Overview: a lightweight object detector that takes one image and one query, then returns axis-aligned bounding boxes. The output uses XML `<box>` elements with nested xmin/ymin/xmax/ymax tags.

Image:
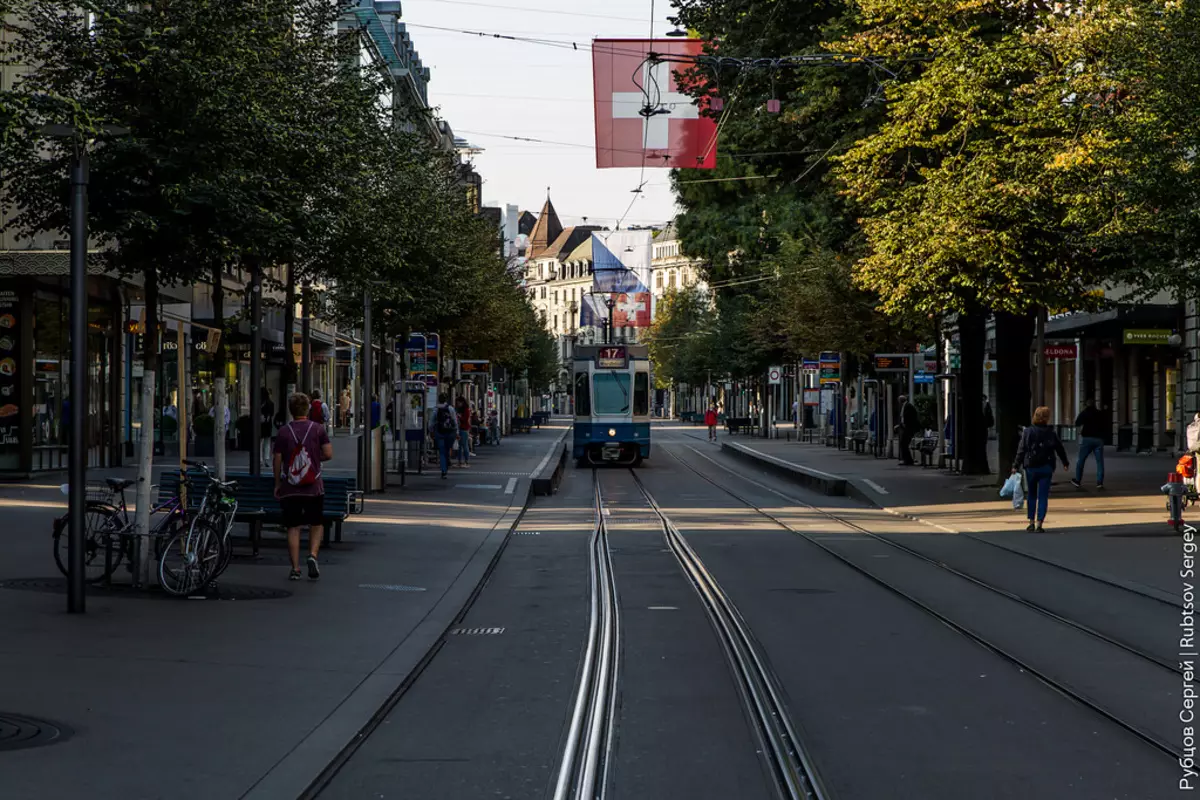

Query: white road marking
<box><xmin>647</xmin><ymin>606</ymin><xmax>678</xmax><ymax>610</ymax></box>
<box><xmin>504</xmin><ymin>477</ymin><xmax>517</xmax><ymax>494</ymax></box>
<box><xmin>458</xmin><ymin>484</ymin><xmax>503</xmax><ymax>490</ymax></box>
<box><xmin>863</xmin><ymin>479</ymin><xmax>889</xmax><ymax>495</ymax></box>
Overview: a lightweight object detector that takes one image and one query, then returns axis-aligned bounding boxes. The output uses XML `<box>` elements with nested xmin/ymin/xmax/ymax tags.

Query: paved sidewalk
<box><xmin>0</xmin><ymin>423</ymin><xmax>569</xmax><ymax>800</ymax></box>
<box><xmin>666</xmin><ymin>423</ymin><xmax>1185</xmax><ymax>602</ymax></box>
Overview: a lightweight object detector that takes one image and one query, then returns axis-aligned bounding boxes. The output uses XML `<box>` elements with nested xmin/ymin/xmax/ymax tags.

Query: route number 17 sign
<box><xmin>597</xmin><ymin>346</ymin><xmax>628</xmax><ymax>369</ymax></box>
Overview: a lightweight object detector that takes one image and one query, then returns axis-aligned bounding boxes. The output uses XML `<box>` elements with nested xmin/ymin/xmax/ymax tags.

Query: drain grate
<box><xmin>450</xmin><ymin>626</ymin><xmax>504</xmax><ymax>636</ymax></box>
<box><xmin>0</xmin><ymin>713</ymin><xmax>70</xmax><ymax>751</ymax></box>
<box><xmin>358</xmin><ymin>583</ymin><xmax>427</xmax><ymax>592</ymax></box>
<box><xmin>0</xmin><ymin>578</ymin><xmax>291</xmax><ymax>601</ymax></box>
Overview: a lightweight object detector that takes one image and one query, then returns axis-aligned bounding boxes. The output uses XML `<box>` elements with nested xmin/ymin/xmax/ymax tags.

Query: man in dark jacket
<box><xmin>1071</xmin><ymin>397</ymin><xmax>1106</xmax><ymax>489</ymax></box>
<box><xmin>898</xmin><ymin>394</ymin><xmax>920</xmax><ymax>466</ymax></box>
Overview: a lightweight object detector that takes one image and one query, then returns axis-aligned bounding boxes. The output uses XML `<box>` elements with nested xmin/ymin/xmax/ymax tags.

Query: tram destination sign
<box><xmin>597</xmin><ymin>345</ymin><xmax>628</xmax><ymax>369</ymax></box>
<box><xmin>873</xmin><ymin>354</ymin><xmax>912</xmax><ymax>372</ymax></box>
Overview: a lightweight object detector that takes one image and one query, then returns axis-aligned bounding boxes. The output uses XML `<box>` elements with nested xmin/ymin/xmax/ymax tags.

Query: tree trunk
<box><xmin>212</xmin><ymin>264</ymin><xmax>227</xmax><ymax>480</ymax></box>
<box><xmin>135</xmin><ymin>267</ymin><xmax>159</xmax><ymax>586</ymax></box>
<box><xmin>994</xmin><ymin>310</ymin><xmax>1036</xmax><ymax>483</ymax></box>
<box><xmin>283</xmin><ymin>265</ymin><xmax>296</xmax><ymax>416</ymax></box>
<box><xmin>958</xmin><ymin>306</ymin><xmax>989</xmax><ymax>475</ymax></box>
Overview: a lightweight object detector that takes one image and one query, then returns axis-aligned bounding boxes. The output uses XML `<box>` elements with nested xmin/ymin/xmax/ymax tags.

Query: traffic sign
<box><xmin>818</xmin><ymin>352</ymin><xmax>841</xmax><ymax>385</ymax></box>
<box><xmin>914</xmin><ymin>371</ymin><xmax>935</xmax><ymax>385</ymax></box>
<box><xmin>768</xmin><ymin>366</ymin><xmax>782</xmax><ymax>385</ymax></box>
<box><xmin>801</xmin><ymin>358</ymin><xmax>819</xmax><ymax>370</ymax></box>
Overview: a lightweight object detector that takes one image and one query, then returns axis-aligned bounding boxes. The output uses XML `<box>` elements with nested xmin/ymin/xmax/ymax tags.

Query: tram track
<box><xmin>624</xmin><ymin>469</ymin><xmax>831</xmax><ymax>800</ymax></box>
<box><xmin>553</xmin><ymin>473</ymin><xmax>620</xmax><ymax>800</ymax></box>
<box><xmin>668</xmin><ymin>442</ymin><xmax>1183</xmax><ymax>762</ymax></box>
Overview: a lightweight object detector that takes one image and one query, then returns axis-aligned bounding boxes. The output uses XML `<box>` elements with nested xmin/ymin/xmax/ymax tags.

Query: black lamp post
<box><xmin>40</xmin><ymin>123</ymin><xmax>126</xmax><ymax>614</ymax></box>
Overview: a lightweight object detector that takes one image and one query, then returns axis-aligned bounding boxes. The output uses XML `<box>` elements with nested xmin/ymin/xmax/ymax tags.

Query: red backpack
<box><xmin>284</xmin><ymin>422</ymin><xmax>319</xmax><ymax>487</ymax></box>
<box><xmin>308</xmin><ymin>399</ymin><xmax>325</xmax><ymax>424</ymax></box>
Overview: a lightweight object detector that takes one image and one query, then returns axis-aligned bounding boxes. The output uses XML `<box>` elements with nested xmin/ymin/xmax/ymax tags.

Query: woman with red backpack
<box><xmin>273</xmin><ymin>393</ymin><xmax>333</xmax><ymax>581</ymax></box>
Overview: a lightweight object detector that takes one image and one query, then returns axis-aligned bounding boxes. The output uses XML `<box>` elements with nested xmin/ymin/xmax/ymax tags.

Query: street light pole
<box><xmin>362</xmin><ymin>290</ymin><xmax>373</xmax><ymax>494</ymax></box>
<box><xmin>249</xmin><ymin>263</ymin><xmax>263</xmax><ymax>476</ymax></box>
<box><xmin>67</xmin><ymin>148</ymin><xmax>89</xmax><ymax>614</ymax></box>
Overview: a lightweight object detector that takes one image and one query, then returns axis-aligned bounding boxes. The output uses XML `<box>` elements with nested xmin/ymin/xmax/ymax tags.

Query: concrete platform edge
<box><xmin>724</xmin><ymin>441</ymin><xmax>1183</xmax><ymax>606</ymax></box>
<box><xmin>720</xmin><ymin>440</ymin><xmax>847</xmax><ymax>496</ymax></box>
<box><xmin>240</xmin><ymin>476</ymin><xmax>534</xmax><ymax>800</ymax></box>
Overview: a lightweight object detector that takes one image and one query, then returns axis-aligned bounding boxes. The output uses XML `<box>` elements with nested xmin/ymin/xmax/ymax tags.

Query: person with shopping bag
<box><xmin>1012</xmin><ymin>406</ymin><xmax>1070</xmax><ymax>533</ymax></box>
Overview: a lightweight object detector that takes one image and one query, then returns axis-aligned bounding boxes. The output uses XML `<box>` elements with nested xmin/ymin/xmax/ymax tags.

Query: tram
<box><xmin>572</xmin><ymin>344</ymin><xmax>652</xmax><ymax>466</ymax></box>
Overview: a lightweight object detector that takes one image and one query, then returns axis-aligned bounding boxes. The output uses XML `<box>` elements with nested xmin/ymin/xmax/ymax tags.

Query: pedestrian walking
<box><xmin>1013</xmin><ymin>406</ymin><xmax>1070</xmax><ymax>533</ymax></box>
<box><xmin>259</xmin><ymin>388</ymin><xmax>275</xmax><ymax>467</ymax></box>
<box><xmin>429</xmin><ymin>393</ymin><xmax>459</xmax><ymax>478</ymax></box>
<box><xmin>1071</xmin><ymin>396</ymin><xmax>1106</xmax><ymax>489</ymax></box>
<box><xmin>455</xmin><ymin>396</ymin><xmax>471</xmax><ymax>467</ymax></box>
<box><xmin>339</xmin><ymin>387</ymin><xmax>352</xmax><ymax>431</ymax></box>
<box><xmin>370</xmin><ymin>393</ymin><xmax>381</xmax><ymax>430</ymax></box>
<box><xmin>898</xmin><ymin>394</ymin><xmax>920</xmax><ymax>466</ymax></box>
<box><xmin>705</xmin><ymin>404</ymin><xmax>719</xmax><ymax>442</ymax></box>
<box><xmin>272</xmin><ymin>393</ymin><xmax>332</xmax><ymax>581</ymax></box>
<box><xmin>982</xmin><ymin>395</ymin><xmax>995</xmax><ymax>436</ymax></box>
<box><xmin>308</xmin><ymin>389</ymin><xmax>328</xmax><ymax>428</ymax></box>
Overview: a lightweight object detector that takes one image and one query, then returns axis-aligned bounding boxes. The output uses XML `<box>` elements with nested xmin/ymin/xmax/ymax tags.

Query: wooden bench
<box><xmin>726</xmin><ymin>417</ymin><xmax>753</xmax><ymax>435</ymax></box>
<box><xmin>531</xmin><ymin>412</ymin><xmax>550</xmax><ymax>427</ymax></box>
<box><xmin>680</xmin><ymin>411</ymin><xmax>696</xmax><ymax>423</ymax></box>
<box><xmin>511</xmin><ymin>416</ymin><xmax>534</xmax><ymax>433</ymax></box>
<box><xmin>158</xmin><ymin>469</ymin><xmax>364</xmax><ymax>556</ymax></box>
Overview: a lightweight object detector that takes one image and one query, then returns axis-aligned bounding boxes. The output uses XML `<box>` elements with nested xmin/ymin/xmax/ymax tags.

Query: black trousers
<box><xmin>898</xmin><ymin>429</ymin><xmax>915</xmax><ymax>464</ymax></box>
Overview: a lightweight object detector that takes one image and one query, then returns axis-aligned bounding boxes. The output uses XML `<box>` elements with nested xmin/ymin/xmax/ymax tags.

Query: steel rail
<box><xmin>629</xmin><ymin>469</ymin><xmax>831</xmax><ymax>800</ymax></box>
<box><xmin>553</xmin><ymin>472</ymin><xmax>619</xmax><ymax>800</ymax></box>
<box><xmin>672</xmin><ymin>443</ymin><xmax>1183</xmax><ymax>761</ymax></box>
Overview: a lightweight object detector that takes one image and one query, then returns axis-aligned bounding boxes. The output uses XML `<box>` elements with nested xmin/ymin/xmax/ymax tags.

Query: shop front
<box><xmin>0</xmin><ymin>277</ymin><xmax>122</xmax><ymax>475</ymax></box>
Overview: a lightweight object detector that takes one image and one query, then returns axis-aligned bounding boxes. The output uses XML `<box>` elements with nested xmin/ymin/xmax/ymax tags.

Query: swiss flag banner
<box><xmin>593</xmin><ymin>39</ymin><xmax>717</xmax><ymax>170</ymax></box>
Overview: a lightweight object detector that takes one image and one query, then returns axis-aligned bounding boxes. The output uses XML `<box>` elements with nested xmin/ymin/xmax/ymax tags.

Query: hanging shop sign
<box><xmin>1123</xmin><ymin>329</ymin><xmax>1171</xmax><ymax>345</ymax></box>
<box><xmin>1044</xmin><ymin>344</ymin><xmax>1077</xmax><ymax>360</ymax></box>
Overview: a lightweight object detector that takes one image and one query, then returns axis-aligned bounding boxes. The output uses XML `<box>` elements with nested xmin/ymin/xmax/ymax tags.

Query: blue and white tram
<box><xmin>572</xmin><ymin>344</ymin><xmax>651</xmax><ymax>466</ymax></box>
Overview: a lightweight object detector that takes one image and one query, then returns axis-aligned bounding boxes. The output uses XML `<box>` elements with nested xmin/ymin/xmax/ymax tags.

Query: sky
<box><xmin>400</xmin><ymin>0</ymin><xmax>682</xmax><ymax>228</ymax></box>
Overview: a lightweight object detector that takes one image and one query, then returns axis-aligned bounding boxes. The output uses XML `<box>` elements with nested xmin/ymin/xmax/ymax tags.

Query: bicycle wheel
<box><xmin>159</xmin><ymin>520</ymin><xmax>223</xmax><ymax>595</ymax></box>
<box><xmin>53</xmin><ymin>505</ymin><xmax>123</xmax><ymax>583</ymax></box>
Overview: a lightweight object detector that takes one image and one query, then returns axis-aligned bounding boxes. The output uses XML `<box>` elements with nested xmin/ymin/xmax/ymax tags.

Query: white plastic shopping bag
<box><xmin>1013</xmin><ymin>476</ymin><xmax>1026</xmax><ymax>510</ymax></box>
<box><xmin>999</xmin><ymin>472</ymin><xmax>1019</xmax><ymax>498</ymax></box>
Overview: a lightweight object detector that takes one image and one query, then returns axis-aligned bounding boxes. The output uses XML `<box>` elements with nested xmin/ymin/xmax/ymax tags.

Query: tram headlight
<box><xmin>608</xmin><ymin>428</ymin><xmax>616</xmax><ymax>438</ymax></box>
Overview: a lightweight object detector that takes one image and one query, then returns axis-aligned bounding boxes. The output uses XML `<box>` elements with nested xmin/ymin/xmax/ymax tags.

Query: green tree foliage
<box><xmin>666</xmin><ymin>0</ymin><xmax>919</xmax><ymax>377</ymax></box>
<box><xmin>648</xmin><ymin>285</ymin><xmax>715</xmax><ymax>387</ymax></box>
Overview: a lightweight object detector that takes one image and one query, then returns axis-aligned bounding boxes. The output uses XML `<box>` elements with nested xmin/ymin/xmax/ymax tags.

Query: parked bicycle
<box><xmin>52</xmin><ymin>475</ymin><xmax>188</xmax><ymax>585</ymax></box>
<box><xmin>158</xmin><ymin>460</ymin><xmax>239</xmax><ymax>596</ymax></box>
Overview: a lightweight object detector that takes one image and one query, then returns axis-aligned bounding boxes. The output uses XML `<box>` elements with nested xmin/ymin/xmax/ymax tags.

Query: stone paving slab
<box><xmin>0</xmin><ymin>424</ymin><xmax>568</xmax><ymax>800</ymax></box>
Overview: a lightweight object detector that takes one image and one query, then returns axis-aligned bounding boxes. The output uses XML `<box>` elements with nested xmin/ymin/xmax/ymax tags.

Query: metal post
<box><xmin>1035</xmin><ymin>307</ymin><xmax>1046</xmax><ymax>408</ymax></box>
<box><xmin>362</xmin><ymin>290</ymin><xmax>373</xmax><ymax>494</ymax></box>
<box><xmin>300</xmin><ymin>282</ymin><xmax>312</xmax><ymax>393</ymax></box>
<box><xmin>249</xmin><ymin>263</ymin><xmax>262</xmax><ymax>476</ymax></box>
<box><xmin>67</xmin><ymin>149</ymin><xmax>89</xmax><ymax>614</ymax></box>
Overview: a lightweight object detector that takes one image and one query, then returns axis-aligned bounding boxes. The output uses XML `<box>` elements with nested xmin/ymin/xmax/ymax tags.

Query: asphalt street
<box><xmin>0</xmin><ymin>421</ymin><xmax>1183</xmax><ymax>799</ymax></box>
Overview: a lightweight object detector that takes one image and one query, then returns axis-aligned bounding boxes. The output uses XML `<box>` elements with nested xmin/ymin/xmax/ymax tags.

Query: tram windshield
<box><xmin>593</xmin><ymin>372</ymin><xmax>630</xmax><ymax>414</ymax></box>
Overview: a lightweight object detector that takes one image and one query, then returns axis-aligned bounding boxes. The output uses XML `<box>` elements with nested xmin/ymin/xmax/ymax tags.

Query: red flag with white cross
<box><xmin>592</xmin><ymin>39</ymin><xmax>717</xmax><ymax>169</ymax></box>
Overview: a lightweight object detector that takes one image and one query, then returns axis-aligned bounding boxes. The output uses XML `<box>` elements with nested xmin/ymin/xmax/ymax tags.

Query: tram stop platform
<box><xmin>677</xmin><ymin>425</ymin><xmax>1184</xmax><ymax>605</ymax></box>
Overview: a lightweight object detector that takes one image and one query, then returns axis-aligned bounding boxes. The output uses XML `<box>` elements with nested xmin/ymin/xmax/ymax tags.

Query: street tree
<box><xmin>833</xmin><ymin>0</ymin><xmax>1179</xmax><ymax>474</ymax></box>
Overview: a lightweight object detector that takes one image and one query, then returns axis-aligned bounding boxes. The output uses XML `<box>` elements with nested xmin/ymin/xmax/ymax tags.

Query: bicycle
<box><xmin>52</xmin><ymin>475</ymin><xmax>188</xmax><ymax>585</ymax></box>
<box><xmin>158</xmin><ymin>460</ymin><xmax>239</xmax><ymax>596</ymax></box>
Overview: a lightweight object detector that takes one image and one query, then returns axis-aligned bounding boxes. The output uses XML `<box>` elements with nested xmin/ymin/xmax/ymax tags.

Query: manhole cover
<box><xmin>0</xmin><ymin>578</ymin><xmax>291</xmax><ymax>601</ymax></box>
<box><xmin>0</xmin><ymin>713</ymin><xmax>71</xmax><ymax>751</ymax></box>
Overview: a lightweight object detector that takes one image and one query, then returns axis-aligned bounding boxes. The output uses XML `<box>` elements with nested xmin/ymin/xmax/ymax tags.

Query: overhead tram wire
<box><xmin>406</xmin><ymin>0</ymin><xmax>645</xmax><ymax>23</ymax></box>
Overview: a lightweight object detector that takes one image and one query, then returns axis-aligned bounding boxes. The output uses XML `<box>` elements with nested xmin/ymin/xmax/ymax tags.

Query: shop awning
<box><xmin>1046</xmin><ymin>303</ymin><xmax>1180</xmax><ymax>339</ymax></box>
